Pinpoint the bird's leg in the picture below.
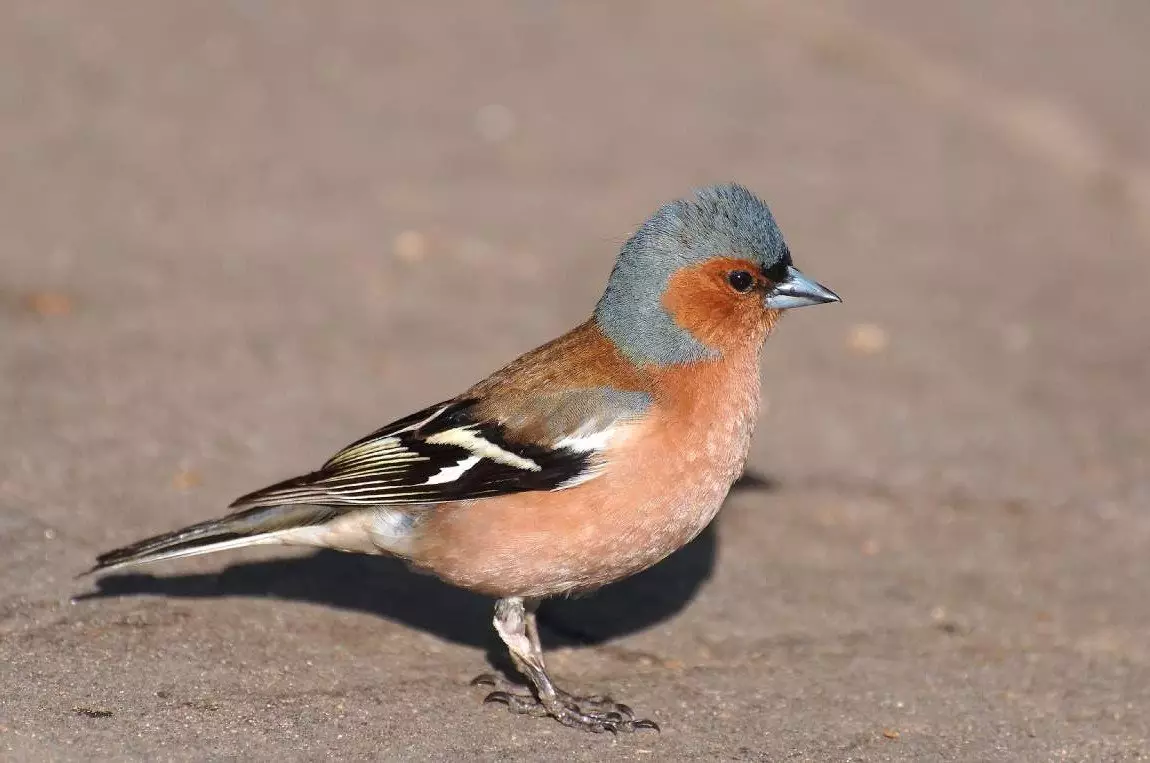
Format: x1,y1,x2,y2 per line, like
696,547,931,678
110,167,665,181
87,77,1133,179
522,605,636,716
478,597,658,733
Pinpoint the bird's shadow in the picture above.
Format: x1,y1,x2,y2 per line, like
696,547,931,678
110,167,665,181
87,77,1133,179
79,471,777,669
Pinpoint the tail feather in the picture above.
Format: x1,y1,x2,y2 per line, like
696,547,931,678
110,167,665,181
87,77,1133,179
86,504,343,575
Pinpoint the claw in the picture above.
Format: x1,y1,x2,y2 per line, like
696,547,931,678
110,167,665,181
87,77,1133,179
473,677,656,733
483,691,511,705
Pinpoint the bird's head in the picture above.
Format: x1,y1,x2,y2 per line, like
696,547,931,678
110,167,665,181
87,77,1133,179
594,183,840,366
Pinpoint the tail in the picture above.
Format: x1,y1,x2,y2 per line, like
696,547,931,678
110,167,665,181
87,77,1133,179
85,503,342,576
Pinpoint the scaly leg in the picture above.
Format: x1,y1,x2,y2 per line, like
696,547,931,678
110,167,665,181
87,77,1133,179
475,597,658,733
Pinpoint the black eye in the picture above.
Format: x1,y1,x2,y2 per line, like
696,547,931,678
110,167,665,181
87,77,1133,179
727,270,754,293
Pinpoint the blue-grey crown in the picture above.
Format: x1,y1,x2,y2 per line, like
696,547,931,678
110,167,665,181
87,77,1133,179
594,184,789,366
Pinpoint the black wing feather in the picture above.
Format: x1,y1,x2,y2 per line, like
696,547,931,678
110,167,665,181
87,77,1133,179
229,399,592,510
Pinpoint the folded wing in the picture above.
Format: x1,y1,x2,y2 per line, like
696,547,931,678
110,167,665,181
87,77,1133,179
229,389,650,510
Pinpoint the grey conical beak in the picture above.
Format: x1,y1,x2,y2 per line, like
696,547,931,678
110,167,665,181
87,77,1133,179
764,266,841,309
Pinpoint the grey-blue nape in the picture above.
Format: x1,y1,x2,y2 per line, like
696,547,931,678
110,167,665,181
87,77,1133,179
594,184,789,366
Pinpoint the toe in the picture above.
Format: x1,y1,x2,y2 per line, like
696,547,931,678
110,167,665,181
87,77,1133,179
482,690,512,705
581,694,615,704
469,673,498,687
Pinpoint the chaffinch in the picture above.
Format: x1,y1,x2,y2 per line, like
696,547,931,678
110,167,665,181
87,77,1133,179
90,184,839,733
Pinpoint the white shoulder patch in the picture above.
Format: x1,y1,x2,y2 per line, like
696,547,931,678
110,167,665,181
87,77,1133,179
553,428,615,454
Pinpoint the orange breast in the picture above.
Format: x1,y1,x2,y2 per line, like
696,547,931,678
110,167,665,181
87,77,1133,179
411,350,763,599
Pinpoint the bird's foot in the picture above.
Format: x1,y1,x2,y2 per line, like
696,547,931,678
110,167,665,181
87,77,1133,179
470,673,659,733
470,673,551,718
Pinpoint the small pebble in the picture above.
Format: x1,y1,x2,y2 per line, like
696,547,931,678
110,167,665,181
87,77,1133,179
392,230,428,263
172,469,202,490
25,291,73,317
848,323,888,354
474,104,517,142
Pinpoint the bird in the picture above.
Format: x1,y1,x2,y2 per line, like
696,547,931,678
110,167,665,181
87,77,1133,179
88,183,840,733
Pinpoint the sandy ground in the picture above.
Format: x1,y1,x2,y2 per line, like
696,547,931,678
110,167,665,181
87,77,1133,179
2,1,1149,760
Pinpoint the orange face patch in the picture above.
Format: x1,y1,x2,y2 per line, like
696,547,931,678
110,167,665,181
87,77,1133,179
660,258,780,355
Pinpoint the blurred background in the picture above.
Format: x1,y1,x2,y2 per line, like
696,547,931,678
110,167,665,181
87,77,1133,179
2,1,1148,759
